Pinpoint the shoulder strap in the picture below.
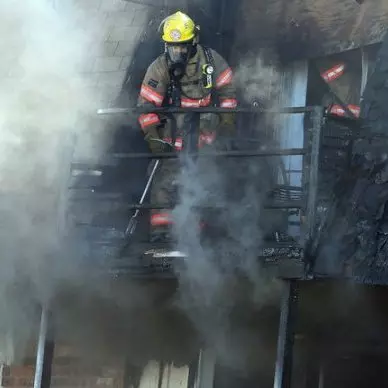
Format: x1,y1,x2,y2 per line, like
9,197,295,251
202,46,219,105
164,55,182,107
202,45,215,69
163,55,179,146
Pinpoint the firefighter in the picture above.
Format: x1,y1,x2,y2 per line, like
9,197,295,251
317,57,362,118
137,10,237,242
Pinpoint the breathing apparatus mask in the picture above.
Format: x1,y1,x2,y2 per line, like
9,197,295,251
158,11,200,79
166,42,196,79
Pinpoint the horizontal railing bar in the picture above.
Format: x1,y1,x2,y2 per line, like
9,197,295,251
87,239,302,250
96,106,316,115
89,238,301,246
67,189,303,202
111,148,307,159
70,148,307,165
125,201,305,210
70,149,308,168
68,190,123,200
273,184,303,191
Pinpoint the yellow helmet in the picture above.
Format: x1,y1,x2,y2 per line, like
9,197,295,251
161,11,197,43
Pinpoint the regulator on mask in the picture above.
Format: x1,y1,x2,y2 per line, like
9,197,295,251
166,42,194,79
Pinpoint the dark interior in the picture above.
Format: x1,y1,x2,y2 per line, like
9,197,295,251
212,281,388,388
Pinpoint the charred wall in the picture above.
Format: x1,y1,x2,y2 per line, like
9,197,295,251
233,0,388,62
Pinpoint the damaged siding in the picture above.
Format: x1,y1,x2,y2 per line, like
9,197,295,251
66,0,154,106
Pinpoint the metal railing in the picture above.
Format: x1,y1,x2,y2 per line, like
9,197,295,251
68,105,324,272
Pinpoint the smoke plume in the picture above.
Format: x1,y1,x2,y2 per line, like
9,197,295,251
234,53,281,105
0,0,116,363
0,0,284,379
0,0,200,372
169,54,284,371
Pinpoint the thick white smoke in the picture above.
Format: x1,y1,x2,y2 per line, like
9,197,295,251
0,0,202,371
0,0,116,363
169,54,284,371
0,0,284,377
234,54,281,105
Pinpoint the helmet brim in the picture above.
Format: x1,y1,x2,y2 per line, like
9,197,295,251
162,34,195,43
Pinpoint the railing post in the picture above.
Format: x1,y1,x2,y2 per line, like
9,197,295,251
273,280,299,388
303,106,324,274
33,306,55,388
185,112,201,154
194,348,216,388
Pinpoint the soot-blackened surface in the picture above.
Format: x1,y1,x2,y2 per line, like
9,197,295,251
310,31,388,284
238,0,388,61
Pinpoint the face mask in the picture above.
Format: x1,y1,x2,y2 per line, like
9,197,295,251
166,43,192,65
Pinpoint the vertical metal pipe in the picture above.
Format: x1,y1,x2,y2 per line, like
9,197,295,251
318,362,325,388
195,348,216,388
273,281,298,388
33,307,49,388
33,306,55,388
187,351,201,388
360,48,369,99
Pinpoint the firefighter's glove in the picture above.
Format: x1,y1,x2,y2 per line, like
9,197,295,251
149,138,168,153
144,129,165,153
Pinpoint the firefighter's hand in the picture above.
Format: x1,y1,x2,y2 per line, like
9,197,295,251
144,129,166,153
148,138,168,153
